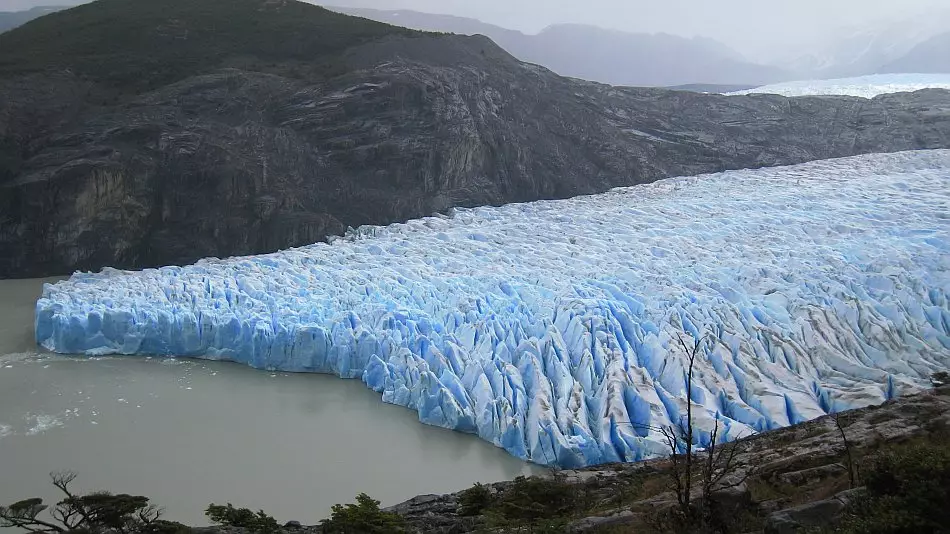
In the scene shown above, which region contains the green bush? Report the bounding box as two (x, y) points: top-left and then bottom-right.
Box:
(320, 493), (406, 534)
(486, 475), (577, 526)
(457, 483), (493, 516)
(832, 441), (950, 533)
(205, 503), (279, 534)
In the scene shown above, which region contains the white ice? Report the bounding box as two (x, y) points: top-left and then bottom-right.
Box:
(36, 151), (950, 467)
(727, 73), (950, 98)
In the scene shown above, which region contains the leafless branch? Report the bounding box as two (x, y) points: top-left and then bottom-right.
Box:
(832, 412), (856, 488)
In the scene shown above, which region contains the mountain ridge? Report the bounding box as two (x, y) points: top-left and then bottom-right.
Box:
(771, 10), (950, 79)
(881, 31), (950, 73)
(1, 0), (950, 278)
(0, 5), (70, 33)
(327, 6), (789, 87)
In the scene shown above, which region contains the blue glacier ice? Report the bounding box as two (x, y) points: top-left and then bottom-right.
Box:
(36, 150), (950, 467)
(726, 73), (950, 98)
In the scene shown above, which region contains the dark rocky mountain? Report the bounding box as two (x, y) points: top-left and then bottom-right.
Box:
(1, 0), (950, 278)
(881, 31), (950, 73)
(0, 5), (69, 33)
(329, 7), (791, 87)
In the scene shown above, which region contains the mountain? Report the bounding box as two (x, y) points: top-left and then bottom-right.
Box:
(519, 24), (789, 87)
(0, 0), (84, 11)
(0, 5), (69, 33)
(773, 10), (950, 78)
(329, 7), (789, 87)
(2, 0), (950, 278)
(327, 6), (524, 48)
(881, 31), (950, 73)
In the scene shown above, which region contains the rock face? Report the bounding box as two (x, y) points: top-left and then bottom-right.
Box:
(2, 2), (950, 277)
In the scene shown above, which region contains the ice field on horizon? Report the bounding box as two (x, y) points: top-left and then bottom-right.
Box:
(726, 73), (950, 98)
(36, 150), (950, 468)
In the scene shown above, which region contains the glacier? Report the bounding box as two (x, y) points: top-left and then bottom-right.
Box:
(727, 73), (950, 98)
(36, 150), (950, 468)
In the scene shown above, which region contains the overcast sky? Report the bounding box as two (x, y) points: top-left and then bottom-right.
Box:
(323, 0), (949, 58)
(8, 0), (949, 59)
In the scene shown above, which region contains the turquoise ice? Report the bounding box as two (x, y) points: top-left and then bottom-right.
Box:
(36, 150), (950, 467)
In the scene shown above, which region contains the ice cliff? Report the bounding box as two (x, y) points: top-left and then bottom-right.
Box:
(36, 151), (950, 467)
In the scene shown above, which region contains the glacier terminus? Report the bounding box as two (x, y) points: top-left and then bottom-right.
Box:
(35, 150), (950, 468)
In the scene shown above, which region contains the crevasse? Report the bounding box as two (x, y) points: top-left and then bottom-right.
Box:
(36, 150), (950, 467)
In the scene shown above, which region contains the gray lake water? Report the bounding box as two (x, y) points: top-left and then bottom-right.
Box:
(0, 278), (539, 525)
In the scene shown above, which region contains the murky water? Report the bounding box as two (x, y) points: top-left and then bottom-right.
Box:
(0, 278), (538, 525)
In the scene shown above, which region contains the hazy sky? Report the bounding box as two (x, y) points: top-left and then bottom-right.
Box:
(324, 0), (948, 58)
(8, 0), (950, 59)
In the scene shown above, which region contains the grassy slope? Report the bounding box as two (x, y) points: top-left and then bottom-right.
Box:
(0, 0), (423, 91)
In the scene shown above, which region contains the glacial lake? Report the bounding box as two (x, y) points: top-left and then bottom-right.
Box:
(0, 278), (539, 525)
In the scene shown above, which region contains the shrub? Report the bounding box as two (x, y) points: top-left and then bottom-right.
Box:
(488, 475), (576, 525)
(457, 483), (493, 516)
(205, 503), (279, 534)
(320, 493), (405, 534)
(832, 441), (950, 533)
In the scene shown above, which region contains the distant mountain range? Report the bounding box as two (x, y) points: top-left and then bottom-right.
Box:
(0, 5), (69, 32)
(329, 6), (790, 87)
(0, 0), (83, 10)
(773, 10), (950, 79)
(880, 31), (950, 74)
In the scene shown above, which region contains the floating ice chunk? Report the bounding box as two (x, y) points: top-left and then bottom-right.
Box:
(36, 150), (950, 467)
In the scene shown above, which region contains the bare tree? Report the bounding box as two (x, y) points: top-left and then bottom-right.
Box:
(664, 332), (707, 520)
(697, 418), (752, 528)
(831, 412), (857, 489)
(661, 333), (752, 529)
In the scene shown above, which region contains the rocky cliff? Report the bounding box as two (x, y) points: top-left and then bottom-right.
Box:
(1, 0), (950, 278)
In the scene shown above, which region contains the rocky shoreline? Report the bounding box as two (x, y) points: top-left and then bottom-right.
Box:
(197, 386), (949, 533)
